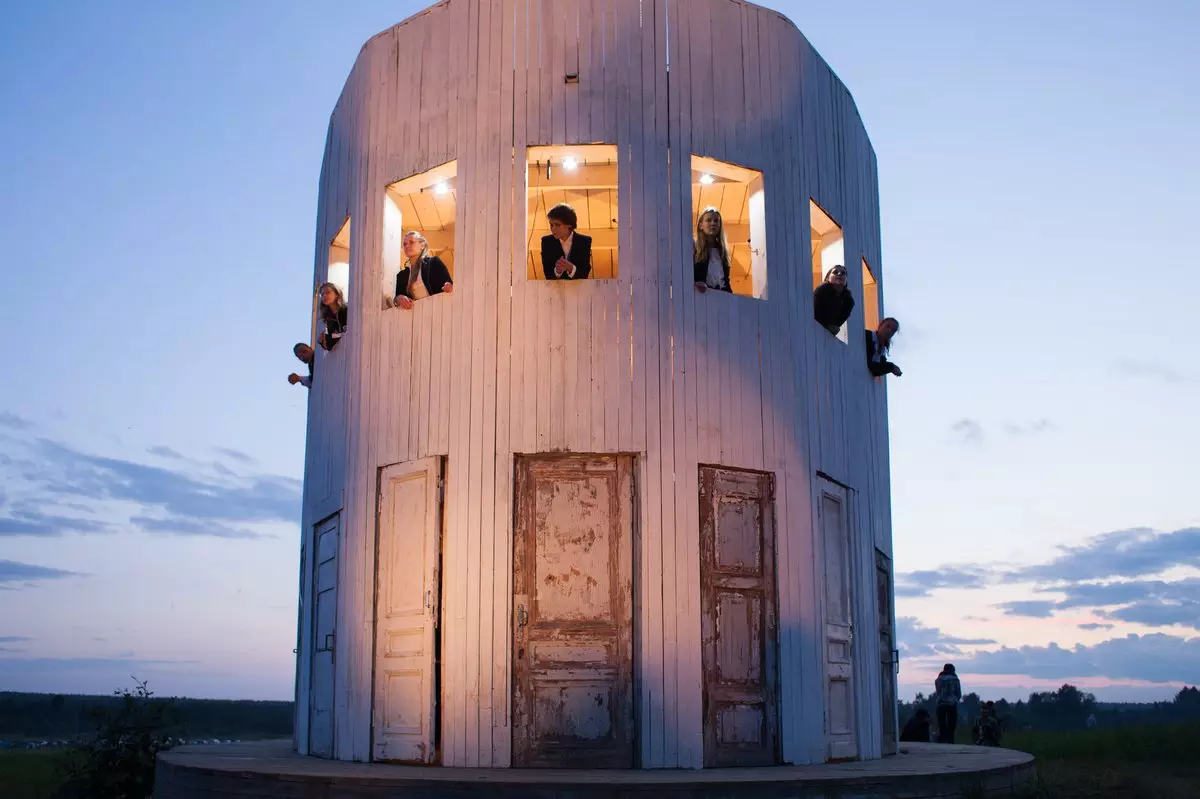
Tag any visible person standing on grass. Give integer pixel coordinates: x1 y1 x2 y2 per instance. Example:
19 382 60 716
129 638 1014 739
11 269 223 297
934 663 962 743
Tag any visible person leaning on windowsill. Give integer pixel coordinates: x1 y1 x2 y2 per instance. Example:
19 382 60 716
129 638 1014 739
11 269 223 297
813 264 854 334
288 343 315 388
394 230 454 309
540 203 592 280
693 206 732 294
865 317 902 377
317 282 348 351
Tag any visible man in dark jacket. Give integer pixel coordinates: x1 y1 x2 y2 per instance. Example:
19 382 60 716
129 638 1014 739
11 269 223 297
899 708 931 743
541 203 592 280
288 343 314 388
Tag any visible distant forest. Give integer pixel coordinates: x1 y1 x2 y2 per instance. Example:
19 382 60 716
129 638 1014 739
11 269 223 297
0 691 293 740
899 684 1200 732
7 685 1199 740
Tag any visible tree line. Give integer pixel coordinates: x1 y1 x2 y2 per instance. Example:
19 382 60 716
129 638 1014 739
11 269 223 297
899 684 1200 732
0 691 293 740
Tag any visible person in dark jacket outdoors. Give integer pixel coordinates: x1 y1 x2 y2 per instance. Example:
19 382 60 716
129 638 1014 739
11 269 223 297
813 264 854 334
394 231 454 308
934 663 963 743
899 708 931 743
317 282 348 351
288 343 314 388
693 206 732 293
865 317 902 377
541 203 592 280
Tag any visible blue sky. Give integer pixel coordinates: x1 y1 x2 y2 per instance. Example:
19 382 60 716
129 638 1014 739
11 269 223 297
1 0 1197 702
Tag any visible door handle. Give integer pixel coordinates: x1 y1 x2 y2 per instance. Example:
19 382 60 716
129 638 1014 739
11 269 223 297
425 589 432 610
517 604 529 628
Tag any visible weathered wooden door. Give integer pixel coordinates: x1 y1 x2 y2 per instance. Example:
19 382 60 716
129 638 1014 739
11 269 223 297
512 455 634 768
373 458 443 762
309 513 339 758
818 478 857 760
699 467 779 767
876 549 897 755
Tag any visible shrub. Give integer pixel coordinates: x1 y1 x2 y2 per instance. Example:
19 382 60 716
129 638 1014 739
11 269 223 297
57 679 178 799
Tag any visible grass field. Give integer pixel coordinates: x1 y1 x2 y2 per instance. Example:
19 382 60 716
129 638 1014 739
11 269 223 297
0 750 67 799
1 725 1197 798
1002 722 1200 798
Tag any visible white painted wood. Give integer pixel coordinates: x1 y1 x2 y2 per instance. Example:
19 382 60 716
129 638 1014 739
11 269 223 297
310 514 340 758
298 0 892 770
373 458 442 763
817 478 857 761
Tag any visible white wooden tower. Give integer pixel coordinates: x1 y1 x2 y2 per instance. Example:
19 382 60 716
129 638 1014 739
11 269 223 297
294 0 898 770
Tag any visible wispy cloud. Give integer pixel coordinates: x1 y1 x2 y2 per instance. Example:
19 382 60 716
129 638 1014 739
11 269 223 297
1004 419 1055 436
0 434 301 543
1111 358 1184 384
959 633 1200 683
0 413 31 430
897 617 995 659
950 418 984 446
1014 528 1200 583
995 600 1058 618
27 438 299 524
0 510 110 537
0 636 33 643
995 578 1200 630
130 515 271 541
0 560 83 588
896 566 994 598
212 447 255 465
1078 623 1114 631
147 445 185 460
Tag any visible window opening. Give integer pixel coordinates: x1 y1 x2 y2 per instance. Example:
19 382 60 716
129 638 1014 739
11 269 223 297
382 161 457 307
315 218 351 352
862 258 880 331
810 200 848 343
692 156 767 299
526 144 618 280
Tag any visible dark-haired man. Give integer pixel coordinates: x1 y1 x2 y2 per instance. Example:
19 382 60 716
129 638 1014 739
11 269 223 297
288 343 314 388
541 203 592 280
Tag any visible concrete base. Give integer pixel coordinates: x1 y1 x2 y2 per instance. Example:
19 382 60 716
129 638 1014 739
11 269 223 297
156 740 1035 798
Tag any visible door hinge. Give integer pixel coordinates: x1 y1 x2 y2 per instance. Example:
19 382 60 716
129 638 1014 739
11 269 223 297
438 476 445 502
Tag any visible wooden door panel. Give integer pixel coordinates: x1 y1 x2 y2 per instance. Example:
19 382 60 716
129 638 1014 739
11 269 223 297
700 467 779 767
819 480 857 761
876 549 897 754
513 455 634 769
373 458 442 763
309 515 339 759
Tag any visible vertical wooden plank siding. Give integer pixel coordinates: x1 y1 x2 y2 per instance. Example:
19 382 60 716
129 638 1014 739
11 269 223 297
298 0 891 769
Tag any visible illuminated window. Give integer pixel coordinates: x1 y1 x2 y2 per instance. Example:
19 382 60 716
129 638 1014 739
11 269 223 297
315 217 351 349
862 258 880 331
692 156 767 298
810 200 848 342
526 144 618 280
382 161 457 307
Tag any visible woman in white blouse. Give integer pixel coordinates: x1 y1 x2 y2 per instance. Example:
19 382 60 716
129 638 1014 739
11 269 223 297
394 231 454 309
693 206 732 293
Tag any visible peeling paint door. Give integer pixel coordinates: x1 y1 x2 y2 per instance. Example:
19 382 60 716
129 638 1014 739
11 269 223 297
512 455 634 768
876 549 897 755
818 479 858 761
373 457 443 763
309 513 339 758
699 467 779 767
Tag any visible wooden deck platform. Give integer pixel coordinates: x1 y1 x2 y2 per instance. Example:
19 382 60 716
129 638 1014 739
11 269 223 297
155 740 1035 798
